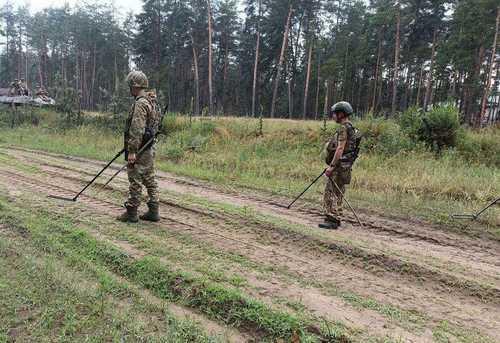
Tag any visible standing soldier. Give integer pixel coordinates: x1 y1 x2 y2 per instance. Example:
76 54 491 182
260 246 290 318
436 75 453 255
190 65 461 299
9 80 18 96
20 78 28 95
319 101 357 230
117 70 161 223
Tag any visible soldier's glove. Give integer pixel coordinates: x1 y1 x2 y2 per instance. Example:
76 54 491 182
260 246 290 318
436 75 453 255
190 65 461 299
128 153 137 166
325 166 335 178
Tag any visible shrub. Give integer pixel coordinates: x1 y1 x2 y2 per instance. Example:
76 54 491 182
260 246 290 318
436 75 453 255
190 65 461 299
419 104 460 151
163 146 185 162
399 106 422 139
162 114 190 135
356 117 416 155
399 104 460 152
456 128 500 167
0 106 42 128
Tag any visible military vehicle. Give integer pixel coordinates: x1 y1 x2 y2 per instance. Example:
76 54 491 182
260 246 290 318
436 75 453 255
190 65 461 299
0 85 55 106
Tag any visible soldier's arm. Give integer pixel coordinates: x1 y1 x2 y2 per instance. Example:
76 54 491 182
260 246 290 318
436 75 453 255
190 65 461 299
330 126 347 167
127 101 149 154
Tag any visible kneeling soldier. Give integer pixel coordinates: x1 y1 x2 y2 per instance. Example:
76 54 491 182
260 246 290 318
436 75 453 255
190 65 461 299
118 70 161 223
320 101 357 230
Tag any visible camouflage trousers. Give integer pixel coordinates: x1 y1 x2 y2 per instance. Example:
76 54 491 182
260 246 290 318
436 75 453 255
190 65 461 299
125 149 159 208
323 166 351 221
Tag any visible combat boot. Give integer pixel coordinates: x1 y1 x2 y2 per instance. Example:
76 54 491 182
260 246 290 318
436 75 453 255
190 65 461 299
140 202 160 222
318 216 340 230
117 205 139 223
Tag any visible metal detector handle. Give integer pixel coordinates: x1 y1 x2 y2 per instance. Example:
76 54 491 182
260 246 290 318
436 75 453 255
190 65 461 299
287 169 326 209
72 148 125 201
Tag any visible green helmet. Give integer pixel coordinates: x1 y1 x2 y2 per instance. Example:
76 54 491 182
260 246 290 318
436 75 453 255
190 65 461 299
331 101 353 116
126 70 149 89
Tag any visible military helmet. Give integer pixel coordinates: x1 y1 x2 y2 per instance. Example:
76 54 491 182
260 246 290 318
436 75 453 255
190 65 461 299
331 101 353 116
126 70 149 89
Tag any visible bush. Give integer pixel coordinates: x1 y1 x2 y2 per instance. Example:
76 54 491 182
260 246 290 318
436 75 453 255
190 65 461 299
356 117 416 155
456 128 500 167
162 114 190 135
420 105 460 151
399 104 460 152
0 106 42 128
399 106 422 139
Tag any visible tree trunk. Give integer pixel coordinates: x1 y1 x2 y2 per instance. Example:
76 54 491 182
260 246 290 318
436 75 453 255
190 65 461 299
424 29 437 111
270 5 293 118
371 30 382 113
286 63 292 118
341 38 350 100
391 4 401 115
222 41 229 114
416 64 424 107
314 51 321 120
322 80 329 117
251 0 262 117
90 41 97 109
303 41 313 119
479 6 500 125
191 34 200 116
207 0 214 116
464 46 485 125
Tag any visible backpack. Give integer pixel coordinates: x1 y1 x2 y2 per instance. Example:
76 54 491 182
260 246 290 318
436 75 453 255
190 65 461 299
325 123 362 165
141 93 163 150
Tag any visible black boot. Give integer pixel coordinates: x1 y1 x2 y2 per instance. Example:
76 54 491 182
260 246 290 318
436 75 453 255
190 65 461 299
318 216 340 230
140 202 160 222
117 205 139 223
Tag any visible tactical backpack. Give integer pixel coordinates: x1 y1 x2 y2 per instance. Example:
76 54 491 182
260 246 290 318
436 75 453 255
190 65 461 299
141 93 162 149
325 123 362 165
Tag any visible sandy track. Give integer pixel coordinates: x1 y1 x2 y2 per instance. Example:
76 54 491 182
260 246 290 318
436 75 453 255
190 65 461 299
1 146 499 341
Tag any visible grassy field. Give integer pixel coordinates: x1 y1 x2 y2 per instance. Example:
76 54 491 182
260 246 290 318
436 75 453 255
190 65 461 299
0 108 499 342
0 108 498 237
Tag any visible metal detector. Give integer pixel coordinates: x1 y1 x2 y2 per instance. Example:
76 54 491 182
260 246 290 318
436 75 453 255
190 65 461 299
451 198 500 221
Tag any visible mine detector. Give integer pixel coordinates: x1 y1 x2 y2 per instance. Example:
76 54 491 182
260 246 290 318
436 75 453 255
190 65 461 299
0 87 55 106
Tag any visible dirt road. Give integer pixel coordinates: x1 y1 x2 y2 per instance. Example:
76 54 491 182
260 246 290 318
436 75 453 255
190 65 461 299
0 146 498 342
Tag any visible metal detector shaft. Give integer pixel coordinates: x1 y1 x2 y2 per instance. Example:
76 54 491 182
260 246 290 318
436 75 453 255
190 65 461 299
100 136 156 190
48 148 125 202
73 148 125 201
328 175 364 229
474 198 499 218
287 169 326 209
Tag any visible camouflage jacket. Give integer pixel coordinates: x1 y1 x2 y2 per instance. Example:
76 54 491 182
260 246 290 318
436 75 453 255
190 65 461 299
325 121 356 165
124 95 160 155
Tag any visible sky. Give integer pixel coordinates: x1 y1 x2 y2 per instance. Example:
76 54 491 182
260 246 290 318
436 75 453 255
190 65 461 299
7 0 143 17
7 0 247 17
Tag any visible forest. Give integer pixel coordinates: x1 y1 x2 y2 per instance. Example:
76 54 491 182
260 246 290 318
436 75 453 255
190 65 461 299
0 0 499 126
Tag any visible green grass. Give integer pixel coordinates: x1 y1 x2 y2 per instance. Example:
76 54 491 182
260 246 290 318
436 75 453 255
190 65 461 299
0 195 347 342
0 110 498 237
0 223 220 342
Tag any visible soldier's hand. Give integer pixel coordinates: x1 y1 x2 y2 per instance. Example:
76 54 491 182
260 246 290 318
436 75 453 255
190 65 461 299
325 166 335 178
128 153 137 165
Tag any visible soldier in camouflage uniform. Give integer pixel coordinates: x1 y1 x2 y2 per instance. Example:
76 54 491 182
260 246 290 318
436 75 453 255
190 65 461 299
117 71 161 223
319 101 357 230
